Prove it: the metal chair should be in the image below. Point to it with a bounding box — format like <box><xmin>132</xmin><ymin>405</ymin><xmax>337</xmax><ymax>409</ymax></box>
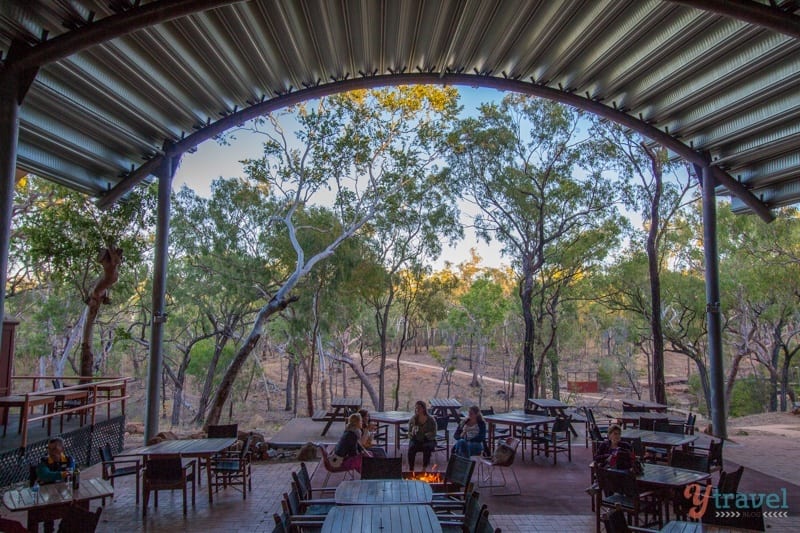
<box><xmin>360</xmin><ymin>456</ymin><xmax>402</xmax><ymax>479</ymax></box>
<box><xmin>142</xmin><ymin>455</ymin><xmax>196</xmax><ymax>516</ymax></box>
<box><xmin>477</xmin><ymin>437</ymin><xmax>521</xmax><ymax>495</ymax></box>
<box><xmin>99</xmin><ymin>442</ymin><xmax>141</xmax><ymax>504</ymax></box>
<box><xmin>56</xmin><ymin>505</ymin><xmax>103</xmax><ymax>533</ymax></box>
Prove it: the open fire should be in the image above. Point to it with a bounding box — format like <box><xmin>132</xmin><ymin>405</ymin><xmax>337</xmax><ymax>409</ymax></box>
<box><xmin>403</xmin><ymin>466</ymin><xmax>443</xmax><ymax>483</ymax></box>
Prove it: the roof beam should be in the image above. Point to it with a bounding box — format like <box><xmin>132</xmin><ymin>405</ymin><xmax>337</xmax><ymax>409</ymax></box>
<box><xmin>668</xmin><ymin>0</ymin><xmax>800</xmax><ymax>39</ymax></box>
<box><xmin>3</xmin><ymin>0</ymin><xmax>242</xmax><ymax>74</ymax></box>
<box><xmin>96</xmin><ymin>73</ymin><xmax>775</xmax><ymax>222</ymax></box>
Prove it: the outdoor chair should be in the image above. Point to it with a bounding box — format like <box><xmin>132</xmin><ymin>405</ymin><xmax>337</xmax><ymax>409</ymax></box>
<box><xmin>57</xmin><ymin>505</ymin><xmax>103</xmax><ymax>533</ymax></box>
<box><xmin>435</xmin><ymin>490</ymin><xmax>485</xmax><ymax>533</ymax></box>
<box><xmin>99</xmin><ymin>442</ymin><xmax>141</xmax><ymax>504</ymax></box>
<box><xmin>477</xmin><ymin>437</ymin><xmax>521</xmax><ymax>495</ymax></box>
<box><xmin>540</xmin><ymin>415</ymin><xmax>572</xmax><ymax>465</ymax></box>
<box><xmin>595</xmin><ymin>467</ymin><xmax>663</xmax><ymax>533</ymax></box>
<box><xmin>142</xmin><ymin>455</ymin><xmax>196</xmax><ymax>516</ymax></box>
<box><xmin>473</xmin><ymin>508</ymin><xmax>501</xmax><ymax>533</ymax></box>
<box><xmin>621</xmin><ymin>436</ymin><xmax>644</xmax><ymax>458</ymax></box>
<box><xmin>316</xmin><ymin>444</ymin><xmax>357</xmax><ymax>487</ymax></box>
<box><xmin>480</xmin><ymin>407</ymin><xmax>509</xmax><ymax>441</ymax></box>
<box><xmin>51</xmin><ymin>379</ymin><xmax>89</xmax><ymax>431</ymax></box>
<box><xmin>702</xmin><ymin>493</ymin><xmax>765</xmax><ymax>531</ymax></box>
<box><xmin>285</xmin><ymin>484</ymin><xmax>333</xmax><ymax>516</ymax></box>
<box><xmin>360</xmin><ymin>456</ymin><xmax>402</xmax><ymax>479</ymax></box>
<box><xmin>432</xmin><ymin>453</ymin><xmax>476</xmax><ymax>503</ymax></box>
<box><xmin>638</xmin><ymin>416</ymin><xmax>668</xmax><ymax>431</ymax></box>
<box><xmin>272</xmin><ymin>512</ymin><xmax>323</xmax><ymax>533</ymax></box>
<box><xmin>210</xmin><ymin>433</ymin><xmax>253</xmax><ymax>499</ymax></box>
<box><xmin>200</xmin><ymin>423</ymin><xmax>239</xmax><ymax>480</ymax></box>
<box><xmin>601</xmin><ymin>508</ymin><xmax>660</xmax><ymax>533</ymax></box>
<box><xmin>434</xmin><ymin>416</ymin><xmax>451</xmax><ymax>461</ymax></box>
<box><xmin>691</xmin><ymin>439</ymin><xmax>724</xmax><ymax>472</ymax></box>
<box><xmin>292</xmin><ymin>462</ymin><xmax>336</xmax><ymax>500</ymax></box>
<box><xmin>669</xmin><ymin>449</ymin><xmax>710</xmax><ymax>473</ymax></box>
<box><xmin>717</xmin><ymin>465</ymin><xmax>745</xmax><ymax>494</ymax></box>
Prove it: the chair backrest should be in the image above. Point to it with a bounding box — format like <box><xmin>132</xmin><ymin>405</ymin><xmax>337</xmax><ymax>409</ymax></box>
<box><xmin>463</xmin><ymin>491</ymin><xmax>486</xmax><ymax>533</ymax></box>
<box><xmin>480</xmin><ymin>407</ymin><xmax>495</xmax><ymax>416</ymax></box>
<box><xmin>551</xmin><ymin>415</ymin><xmax>572</xmax><ymax>433</ymax></box>
<box><xmin>283</xmin><ymin>487</ymin><xmax>302</xmax><ymax>515</ymax></box>
<box><xmin>436</xmin><ymin>416</ymin><xmax>449</xmax><ymax>431</ymax></box>
<box><xmin>653</xmin><ymin>420</ymin><xmax>671</xmax><ymax>433</ymax></box>
<box><xmin>621</xmin><ymin>436</ymin><xmax>643</xmax><ymax>458</ymax></box>
<box><xmin>685</xmin><ymin>413</ymin><xmax>696</xmax><ymax>434</ymax></box>
<box><xmin>474</xmin><ymin>508</ymin><xmax>499</xmax><ymax>533</ymax></box>
<box><xmin>444</xmin><ymin>454</ymin><xmax>476</xmax><ymax>495</ymax></box>
<box><xmin>589</xmin><ymin>424</ymin><xmax>604</xmax><ymax>443</ymax></box>
<box><xmin>702</xmin><ymin>493</ymin><xmax>765</xmax><ymax>531</ymax></box>
<box><xmin>360</xmin><ymin>456</ymin><xmax>402</xmax><ymax>479</ymax></box>
<box><xmin>492</xmin><ymin>437</ymin><xmax>520</xmax><ymax>467</ymax></box>
<box><xmin>708</xmin><ymin>439</ymin><xmax>724</xmax><ymax>468</ymax></box>
<box><xmin>144</xmin><ymin>455</ymin><xmax>184</xmax><ymax>482</ymax></box>
<box><xmin>717</xmin><ymin>465</ymin><xmax>745</xmax><ymax>494</ymax></box>
<box><xmin>670</xmin><ymin>449</ymin><xmax>710</xmax><ymax>473</ymax></box>
<box><xmin>207</xmin><ymin>424</ymin><xmax>238</xmax><ymax>438</ymax></box>
<box><xmin>639</xmin><ymin>416</ymin><xmax>667</xmax><ymax>431</ymax></box>
<box><xmin>272</xmin><ymin>513</ymin><xmax>289</xmax><ymax>533</ymax></box>
<box><xmin>601</xmin><ymin>508</ymin><xmax>631</xmax><ymax>533</ymax></box>
<box><xmin>622</xmin><ymin>404</ymin><xmax>645</xmax><ymax>413</ymax></box>
<box><xmin>57</xmin><ymin>505</ymin><xmax>103</xmax><ymax>533</ymax></box>
<box><xmin>596</xmin><ymin>467</ymin><xmax>638</xmax><ymax>498</ymax></box>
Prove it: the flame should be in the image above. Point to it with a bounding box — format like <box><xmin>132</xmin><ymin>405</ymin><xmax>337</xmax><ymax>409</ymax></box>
<box><xmin>404</xmin><ymin>465</ymin><xmax>443</xmax><ymax>483</ymax></box>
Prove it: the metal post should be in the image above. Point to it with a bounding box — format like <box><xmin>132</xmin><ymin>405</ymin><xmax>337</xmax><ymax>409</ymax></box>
<box><xmin>0</xmin><ymin>74</ymin><xmax>21</xmax><ymax>351</ymax></box>
<box><xmin>144</xmin><ymin>155</ymin><xmax>176</xmax><ymax>443</ymax></box>
<box><xmin>702</xmin><ymin>165</ymin><xmax>727</xmax><ymax>439</ymax></box>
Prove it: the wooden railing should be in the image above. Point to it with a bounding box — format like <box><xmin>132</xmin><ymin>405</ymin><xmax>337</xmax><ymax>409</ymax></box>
<box><xmin>6</xmin><ymin>376</ymin><xmax>132</xmax><ymax>448</ymax></box>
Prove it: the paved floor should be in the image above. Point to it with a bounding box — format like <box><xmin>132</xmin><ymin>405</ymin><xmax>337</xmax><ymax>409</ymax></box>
<box><xmin>2</xmin><ymin>421</ymin><xmax>799</xmax><ymax>532</ymax></box>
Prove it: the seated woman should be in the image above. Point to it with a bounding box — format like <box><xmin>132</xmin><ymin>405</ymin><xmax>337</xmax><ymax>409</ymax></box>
<box><xmin>452</xmin><ymin>405</ymin><xmax>486</xmax><ymax>458</ymax></box>
<box><xmin>593</xmin><ymin>423</ymin><xmax>634</xmax><ymax>469</ymax></box>
<box><xmin>407</xmin><ymin>401</ymin><xmax>437</xmax><ymax>472</ymax></box>
<box><xmin>36</xmin><ymin>437</ymin><xmax>75</xmax><ymax>484</ymax></box>
<box><xmin>333</xmin><ymin>413</ymin><xmax>370</xmax><ymax>473</ymax></box>
<box><xmin>358</xmin><ymin>408</ymin><xmax>387</xmax><ymax>458</ymax></box>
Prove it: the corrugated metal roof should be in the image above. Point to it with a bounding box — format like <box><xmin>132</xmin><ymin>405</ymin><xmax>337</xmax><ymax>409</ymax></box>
<box><xmin>1</xmin><ymin>0</ymin><xmax>798</xmax><ymax>217</ymax></box>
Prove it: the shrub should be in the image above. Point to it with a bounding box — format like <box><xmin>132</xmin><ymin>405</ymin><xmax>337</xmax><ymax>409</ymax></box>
<box><xmin>729</xmin><ymin>375</ymin><xmax>770</xmax><ymax>417</ymax></box>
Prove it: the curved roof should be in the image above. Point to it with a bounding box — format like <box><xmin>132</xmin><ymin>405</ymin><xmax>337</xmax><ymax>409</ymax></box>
<box><xmin>1</xmin><ymin>0</ymin><xmax>799</xmax><ymax>220</ymax></box>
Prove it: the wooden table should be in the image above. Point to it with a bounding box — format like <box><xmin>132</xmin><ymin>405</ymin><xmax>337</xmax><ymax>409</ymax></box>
<box><xmin>370</xmin><ymin>411</ymin><xmax>412</xmax><ymax>456</ymax></box>
<box><xmin>429</xmin><ymin>398</ymin><xmax>462</xmax><ymax>424</ymax></box>
<box><xmin>622</xmin><ymin>399</ymin><xmax>668</xmax><ymax>413</ymax></box>
<box><xmin>659</xmin><ymin>521</ymin><xmax>753</xmax><ymax>532</ymax></box>
<box><xmin>528</xmin><ymin>398</ymin><xmax>579</xmax><ymax>436</ymax></box>
<box><xmin>2</xmin><ymin>478</ymin><xmax>113</xmax><ymax>532</ymax></box>
<box><xmin>622</xmin><ymin>429</ymin><xmax>698</xmax><ymax>455</ymax></box>
<box><xmin>320</xmin><ymin>397</ymin><xmax>362</xmax><ymax>436</ymax></box>
<box><xmin>321</xmin><ymin>504</ymin><xmax>442</xmax><ymax>533</ymax></box>
<box><xmin>121</xmin><ymin>437</ymin><xmax>237</xmax><ymax>504</ymax></box>
<box><xmin>0</xmin><ymin>395</ymin><xmax>54</xmax><ymax>437</ymax></box>
<box><xmin>334</xmin><ymin>479</ymin><xmax>432</xmax><ymax>505</ymax></box>
<box><xmin>483</xmin><ymin>411</ymin><xmax>556</xmax><ymax>459</ymax></box>
<box><xmin>94</xmin><ymin>380</ymin><xmax>127</xmax><ymax>418</ymax></box>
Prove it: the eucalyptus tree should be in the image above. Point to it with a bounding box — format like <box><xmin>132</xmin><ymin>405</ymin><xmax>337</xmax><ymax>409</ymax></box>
<box><xmin>445</xmin><ymin>95</ymin><xmax>621</xmax><ymax>400</ymax></box>
<box><xmin>9</xmin><ymin>176</ymin><xmax>154</xmax><ymax>379</ymax></box>
<box><xmin>588</xmin><ymin>124</ymin><xmax>695</xmax><ymax>404</ymax></box>
<box><xmin>204</xmin><ymin>86</ymin><xmax>461</xmax><ymax>426</ymax></box>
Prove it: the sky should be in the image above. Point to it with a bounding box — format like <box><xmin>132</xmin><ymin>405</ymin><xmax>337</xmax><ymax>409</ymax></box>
<box><xmin>172</xmin><ymin>87</ymin><xmax>513</xmax><ymax>271</ymax></box>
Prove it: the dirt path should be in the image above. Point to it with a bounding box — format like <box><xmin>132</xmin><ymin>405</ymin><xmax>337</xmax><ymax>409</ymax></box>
<box><xmin>398</xmin><ymin>360</ymin><xmax>507</xmax><ymax>385</ymax></box>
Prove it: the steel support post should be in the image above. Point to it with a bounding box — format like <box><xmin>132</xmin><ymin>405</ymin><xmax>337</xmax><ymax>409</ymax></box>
<box><xmin>702</xmin><ymin>166</ymin><xmax>727</xmax><ymax>439</ymax></box>
<box><xmin>144</xmin><ymin>155</ymin><xmax>176</xmax><ymax>443</ymax></box>
<box><xmin>0</xmin><ymin>75</ymin><xmax>21</xmax><ymax>351</ymax></box>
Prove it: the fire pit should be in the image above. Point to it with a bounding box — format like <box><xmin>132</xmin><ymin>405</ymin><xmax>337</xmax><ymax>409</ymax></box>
<box><xmin>403</xmin><ymin>470</ymin><xmax>444</xmax><ymax>483</ymax></box>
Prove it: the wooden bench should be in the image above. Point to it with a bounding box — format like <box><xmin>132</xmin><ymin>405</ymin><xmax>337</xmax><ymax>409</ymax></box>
<box><xmin>312</xmin><ymin>410</ymin><xmax>331</xmax><ymax>422</ymax></box>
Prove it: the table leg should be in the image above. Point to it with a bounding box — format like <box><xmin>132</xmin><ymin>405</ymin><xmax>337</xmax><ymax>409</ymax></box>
<box><xmin>206</xmin><ymin>457</ymin><xmax>213</xmax><ymax>504</ymax></box>
<box><xmin>320</xmin><ymin>408</ymin><xmax>342</xmax><ymax>436</ymax></box>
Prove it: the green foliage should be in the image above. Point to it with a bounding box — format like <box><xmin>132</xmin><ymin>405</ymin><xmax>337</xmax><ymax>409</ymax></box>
<box><xmin>729</xmin><ymin>376</ymin><xmax>771</xmax><ymax>417</ymax></box>
<box><xmin>597</xmin><ymin>357</ymin><xmax>616</xmax><ymax>390</ymax></box>
<box><xmin>686</xmin><ymin>374</ymin><xmax>708</xmax><ymax>416</ymax></box>
<box><xmin>186</xmin><ymin>338</ymin><xmax>236</xmax><ymax>386</ymax></box>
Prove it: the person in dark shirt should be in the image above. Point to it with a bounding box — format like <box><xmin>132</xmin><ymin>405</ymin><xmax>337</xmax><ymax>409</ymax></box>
<box><xmin>453</xmin><ymin>405</ymin><xmax>487</xmax><ymax>458</ymax></box>
<box><xmin>333</xmin><ymin>413</ymin><xmax>370</xmax><ymax>472</ymax></box>
<box><xmin>593</xmin><ymin>424</ymin><xmax>634</xmax><ymax>469</ymax></box>
<box><xmin>407</xmin><ymin>401</ymin><xmax>437</xmax><ymax>472</ymax></box>
<box><xmin>36</xmin><ymin>437</ymin><xmax>75</xmax><ymax>484</ymax></box>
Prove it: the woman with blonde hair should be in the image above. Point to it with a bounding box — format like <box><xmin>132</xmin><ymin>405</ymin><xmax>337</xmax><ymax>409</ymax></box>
<box><xmin>333</xmin><ymin>413</ymin><xmax>370</xmax><ymax>472</ymax></box>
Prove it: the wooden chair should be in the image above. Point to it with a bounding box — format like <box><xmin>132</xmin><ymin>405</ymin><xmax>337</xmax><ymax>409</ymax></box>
<box><xmin>690</xmin><ymin>439</ymin><xmax>724</xmax><ymax>473</ymax></box>
<box><xmin>477</xmin><ymin>437</ymin><xmax>520</xmax><ymax>495</ymax></box>
<box><xmin>142</xmin><ymin>455</ymin><xmax>196</xmax><ymax>516</ymax></box>
<box><xmin>285</xmin><ymin>484</ymin><xmax>332</xmax><ymax>516</ymax></box>
<box><xmin>432</xmin><ymin>453</ymin><xmax>476</xmax><ymax>503</ymax></box>
<box><xmin>434</xmin><ymin>416</ymin><xmax>451</xmax><ymax>461</ymax></box>
<box><xmin>272</xmin><ymin>512</ymin><xmax>323</xmax><ymax>533</ymax></box>
<box><xmin>360</xmin><ymin>456</ymin><xmax>402</xmax><ymax>479</ymax></box>
<box><xmin>210</xmin><ymin>433</ymin><xmax>253</xmax><ymax>499</ymax></box>
<box><xmin>638</xmin><ymin>416</ymin><xmax>667</xmax><ymax>431</ymax></box>
<box><xmin>316</xmin><ymin>444</ymin><xmax>357</xmax><ymax>487</ymax></box>
<box><xmin>56</xmin><ymin>505</ymin><xmax>103</xmax><ymax>533</ymax></box>
<box><xmin>99</xmin><ymin>442</ymin><xmax>141</xmax><ymax>504</ymax></box>
<box><xmin>540</xmin><ymin>415</ymin><xmax>572</xmax><ymax>464</ymax></box>
<box><xmin>200</xmin><ymin>423</ymin><xmax>239</xmax><ymax>480</ymax></box>
<box><xmin>474</xmin><ymin>508</ymin><xmax>501</xmax><ymax>533</ymax></box>
<box><xmin>621</xmin><ymin>436</ymin><xmax>644</xmax><ymax>459</ymax></box>
<box><xmin>702</xmin><ymin>493</ymin><xmax>765</xmax><ymax>531</ymax></box>
<box><xmin>669</xmin><ymin>449</ymin><xmax>710</xmax><ymax>473</ymax></box>
<box><xmin>595</xmin><ymin>467</ymin><xmax>662</xmax><ymax>532</ymax></box>
<box><xmin>292</xmin><ymin>462</ymin><xmax>336</xmax><ymax>500</ymax></box>
<box><xmin>717</xmin><ymin>465</ymin><xmax>744</xmax><ymax>494</ymax></box>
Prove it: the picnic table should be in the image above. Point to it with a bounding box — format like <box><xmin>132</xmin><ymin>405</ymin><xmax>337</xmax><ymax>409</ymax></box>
<box><xmin>528</xmin><ymin>398</ymin><xmax>579</xmax><ymax>437</ymax></box>
<box><xmin>622</xmin><ymin>399</ymin><xmax>668</xmax><ymax>413</ymax></box>
<box><xmin>334</xmin><ymin>479</ymin><xmax>432</xmax><ymax>505</ymax></box>
<box><xmin>0</xmin><ymin>394</ymin><xmax>54</xmax><ymax>437</ymax></box>
<box><xmin>483</xmin><ymin>411</ymin><xmax>556</xmax><ymax>460</ymax></box>
<box><xmin>429</xmin><ymin>398</ymin><xmax>462</xmax><ymax>424</ymax></box>
<box><xmin>321</xmin><ymin>504</ymin><xmax>442</xmax><ymax>533</ymax></box>
<box><xmin>318</xmin><ymin>397</ymin><xmax>362</xmax><ymax>436</ymax></box>
<box><xmin>120</xmin><ymin>437</ymin><xmax>237</xmax><ymax>504</ymax></box>
<box><xmin>2</xmin><ymin>477</ymin><xmax>113</xmax><ymax>532</ymax></box>
<box><xmin>370</xmin><ymin>411</ymin><xmax>412</xmax><ymax>456</ymax></box>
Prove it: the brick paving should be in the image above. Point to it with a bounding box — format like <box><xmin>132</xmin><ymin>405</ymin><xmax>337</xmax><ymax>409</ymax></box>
<box><xmin>2</xmin><ymin>424</ymin><xmax>800</xmax><ymax>532</ymax></box>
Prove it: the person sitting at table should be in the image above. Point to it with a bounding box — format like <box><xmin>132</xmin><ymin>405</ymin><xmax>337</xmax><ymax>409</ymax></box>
<box><xmin>593</xmin><ymin>424</ymin><xmax>634</xmax><ymax>470</ymax></box>
<box><xmin>358</xmin><ymin>408</ymin><xmax>387</xmax><ymax>458</ymax></box>
<box><xmin>407</xmin><ymin>401</ymin><xmax>437</xmax><ymax>472</ymax></box>
<box><xmin>36</xmin><ymin>437</ymin><xmax>75</xmax><ymax>484</ymax></box>
<box><xmin>333</xmin><ymin>413</ymin><xmax>371</xmax><ymax>473</ymax></box>
<box><xmin>452</xmin><ymin>405</ymin><xmax>486</xmax><ymax>458</ymax></box>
